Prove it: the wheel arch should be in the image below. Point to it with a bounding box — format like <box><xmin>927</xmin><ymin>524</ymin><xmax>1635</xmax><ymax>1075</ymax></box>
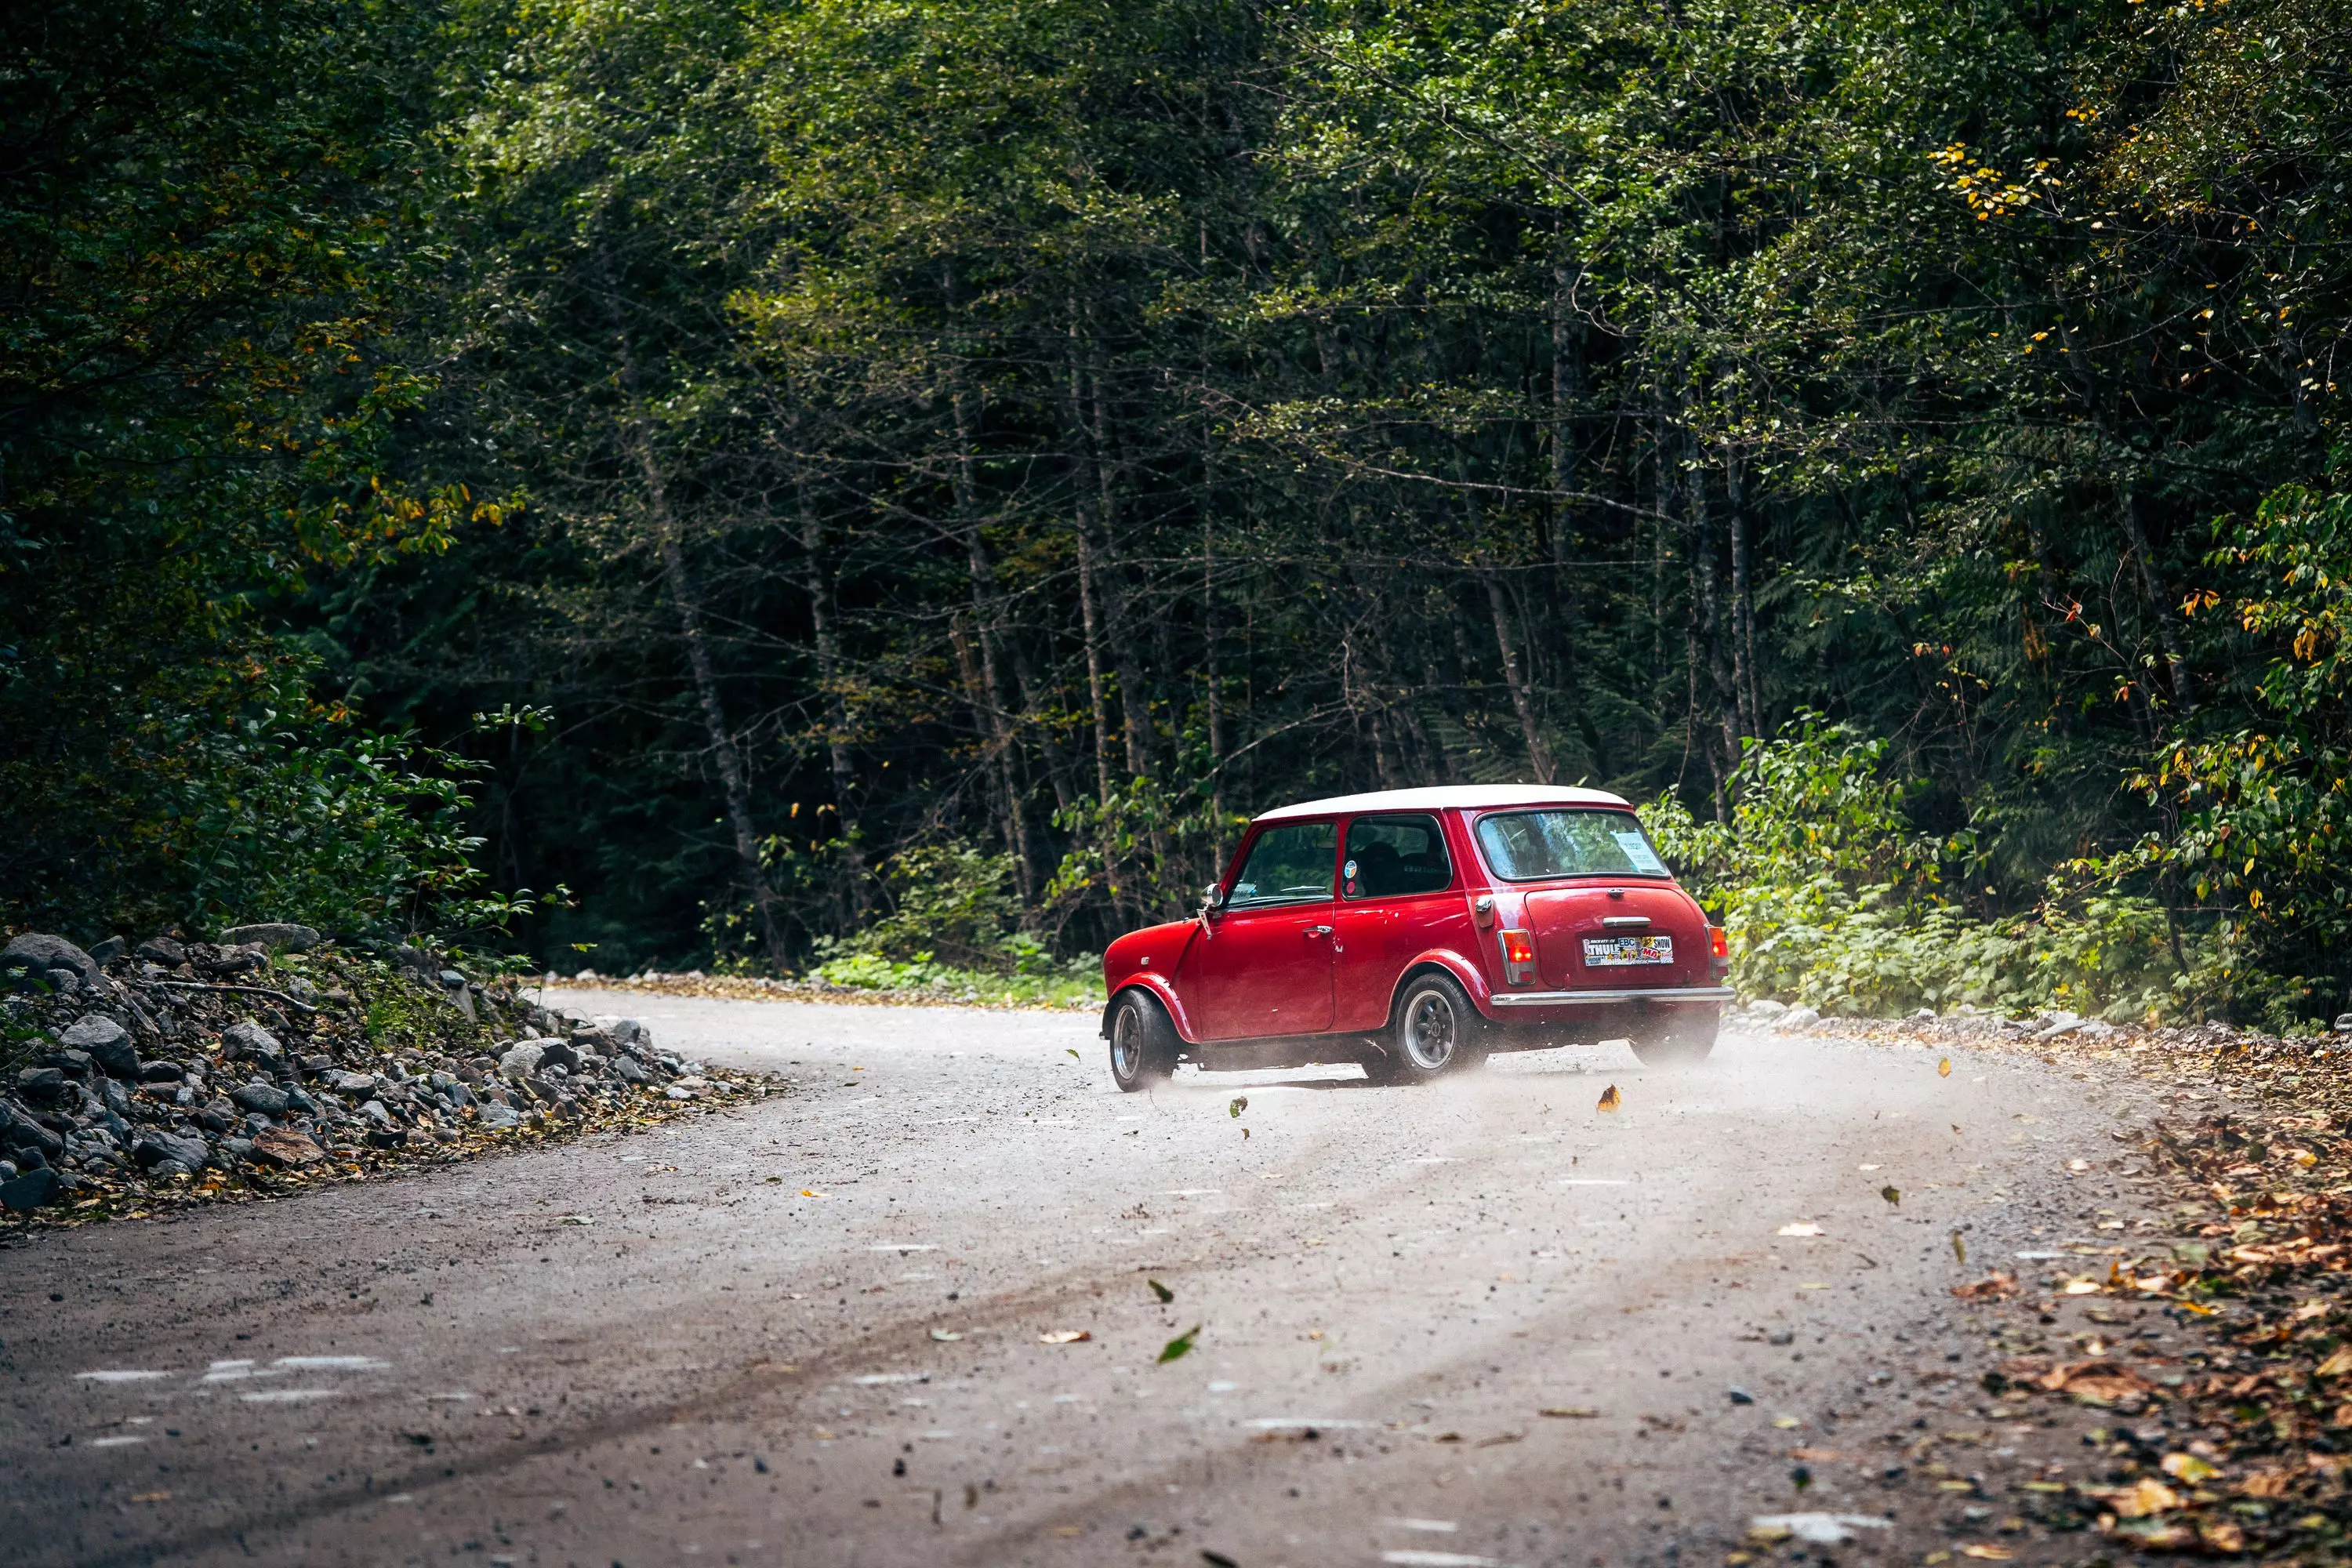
<box><xmin>1386</xmin><ymin>949</ymin><xmax>1497</xmax><ymax>1025</ymax></box>
<box><xmin>1099</xmin><ymin>975</ymin><xmax>1202</xmax><ymax>1044</ymax></box>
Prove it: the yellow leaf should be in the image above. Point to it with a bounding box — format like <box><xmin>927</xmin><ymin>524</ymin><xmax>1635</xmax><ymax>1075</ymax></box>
<box><xmin>2161</xmin><ymin>1452</ymin><xmax>2221</xmax><ymax>1483</ymax></box>
<box><xmin>1597</xmin><ymin>1084</ymin><xmax>1621</xmax><ymax>1112</ymax></box>
<box><xmin>1939</xmin><ymin>1057</ymin><xmax>1952</xmax><ymax>1078</ymax></box>
<box><xmin>2315</xmin><ymin>1345</ymin><xmax>2352</xmax><ymax>1378</ymax></box>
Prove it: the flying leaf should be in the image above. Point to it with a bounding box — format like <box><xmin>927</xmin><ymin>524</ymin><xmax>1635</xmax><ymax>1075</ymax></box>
<box><xmin>1038</xmin><ymin>1330</ymin><xmax>1091</xmax><ymax>1345</ymax></box>
<box><xmin>930</xmin><ymin>1328</ymin><xmax>962</xmax><ymax>1342</ymax></box>
<box><xmin>1538</xmin><ymin>1406</ymin><xmax>1599</xmax><ymax>1418</ymax></box>
<box><xmin>1597</xmin><ymin>1084</ymin><xmax>1622</xmax><ymax>1112</ymax></box>
<box><xmin>1229</xmin><ymin>1096</ymin><xmax>1247</xmax><ymax>1118</ymax></box>
<box><xmin>1148</xmin><ymin>1278</ymin><xmax>1174</xmax><ymax>1304</ymax></box>
<box><xmin>1065</xmin><ymin>1048</ymin><xmax>1079</xmax><ymax>1060</ymax></box>
<box><xmin>1939</xmin><ymin>1058</ymin><xmax>1952</xmax><ymax>1078</ymax></box>
<box><xmin>1158</xmin><ymin>1324</ymin><xmax>1202</xmax><ymax>1364</ymax></box>
<box><xmin>1881</xmin><ymin>1185</ymin><xmax>1901</xmax><ymax>1207</ymax></box>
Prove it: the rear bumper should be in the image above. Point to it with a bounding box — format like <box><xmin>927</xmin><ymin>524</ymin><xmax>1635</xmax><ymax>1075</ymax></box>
<box><xmin>1487</xmin><ymin>985</ymin><xmax>1733</xmax><ymax>1008</ymax></box>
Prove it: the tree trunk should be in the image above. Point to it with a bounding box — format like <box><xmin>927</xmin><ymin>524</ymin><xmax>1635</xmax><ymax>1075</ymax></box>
<box><xmin>2120</xmin><ymin>489</ymin><xmax>2194</xmax><ymax>717</ymax></box>
<box><xmin>796</xmin><ymin>482</ymin><xmax>869</xmax><ymax>920</ymax></box>
<box><xmin>949</xmin><ymin>384</ymin><xmax>1036</xmax><ymax>896</ymax></box>
<box><xmin>1722</xmin><ymin>437</ymin><xmax>1761</xmax><ymax>743</ymax></box>
<box><xmin>599</xmin><ymin>249</ymin><xmax>784</xmax><ymax>963</ymax></box>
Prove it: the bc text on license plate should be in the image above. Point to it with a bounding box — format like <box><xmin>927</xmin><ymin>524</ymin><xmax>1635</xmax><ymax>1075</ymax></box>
<box><xmin>1581</xmin><ymin>934</ymin><xmax>1674</xmax><ymax>967</ymax></box>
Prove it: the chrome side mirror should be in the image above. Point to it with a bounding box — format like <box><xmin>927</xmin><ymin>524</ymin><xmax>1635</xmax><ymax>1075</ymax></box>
<box><xmin>1200</xmin><ymin>882</ymin><xmax>1225</xmax><ymax>913</ymax></box>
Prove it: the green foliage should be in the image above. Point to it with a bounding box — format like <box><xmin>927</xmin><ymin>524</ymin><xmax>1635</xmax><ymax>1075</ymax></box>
<box><xmin>1646</xmin><ymin>716</ymin><xmax>2237</xmax><ymax>1022</ymax></box>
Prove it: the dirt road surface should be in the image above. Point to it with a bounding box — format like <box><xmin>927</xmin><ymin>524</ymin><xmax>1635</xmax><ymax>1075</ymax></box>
<box><xmin>2</xmin><ymin>990</ymin><xmax>2164</xmax><ymax>1568</ymax></box>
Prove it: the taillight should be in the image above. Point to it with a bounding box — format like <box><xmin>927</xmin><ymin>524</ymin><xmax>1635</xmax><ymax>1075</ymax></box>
<box><xmin>1498</xmin><ymin>927</ymin><xmax>1537</xmax><ymax>985</ymax></box>
<box><xmin>1709</xmin><ymin>926</ymin><xmax>1729</xmax><ymax>960</ymax></box>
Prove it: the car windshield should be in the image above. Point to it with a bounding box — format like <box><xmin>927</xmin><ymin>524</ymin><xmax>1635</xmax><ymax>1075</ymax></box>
<box><xmin>1474</xmin><ymin>809</ymin><xmax>1670</xmax><ymax>881</ymax></box>
<box><xmin>1226</xmin><ymin>820</ymin><xmax>1337</xmax><ymax>908</ymax></box>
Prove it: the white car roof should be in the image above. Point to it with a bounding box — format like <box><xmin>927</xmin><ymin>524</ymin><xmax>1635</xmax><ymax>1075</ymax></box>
<box><xmin>1250</xmin><ymin>784</ymin><xmax>1633</xmax><ymax>823</ymax></box>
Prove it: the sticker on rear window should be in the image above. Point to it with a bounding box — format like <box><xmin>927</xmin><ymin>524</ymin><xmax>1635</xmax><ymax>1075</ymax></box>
<box><xmin>1613</xmin><ymin>832</ymin><xmax>1667</xmax><ymax>875</ymax></box>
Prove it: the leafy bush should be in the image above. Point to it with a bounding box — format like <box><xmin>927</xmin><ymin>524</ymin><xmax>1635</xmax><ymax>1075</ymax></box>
<box><xmin>1644</xmin><ymin>714</ymin><xmax>2234</xmax><ymax>1022</ymax></box>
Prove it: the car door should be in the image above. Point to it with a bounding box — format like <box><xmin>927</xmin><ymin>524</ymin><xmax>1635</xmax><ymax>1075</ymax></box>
<box><xmin>1191</xmin><ymin>819</ymin><xmax>1338</xmax><ymax>1040</ymax></box>
<box><xmin>1330</xmin><ymin>812</ymin><xmax>1463</xmax><ymax>1030</ymax></box>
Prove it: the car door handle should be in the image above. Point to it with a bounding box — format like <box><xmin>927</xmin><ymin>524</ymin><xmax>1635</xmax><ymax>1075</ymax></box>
<box><xmin>1304</xmin><ymin>925</ymin><xmax>1334</xmax><ymax>938</ymax></box>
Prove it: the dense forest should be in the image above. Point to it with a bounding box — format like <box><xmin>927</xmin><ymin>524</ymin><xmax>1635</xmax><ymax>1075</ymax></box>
<box><xmin>5</xmin><ymin>0</ymin><xmax>2348</xmax><ymax>1023</ymax></box>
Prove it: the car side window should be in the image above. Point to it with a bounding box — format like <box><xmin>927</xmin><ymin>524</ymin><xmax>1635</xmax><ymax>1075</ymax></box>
<box><xmin>1225</xmin><ymin>821</ymin><xmax>1338</xmax><ymax>909</ymax></box>
<box><xmin>1341</xmin><ymin>814</ymin><xmax>1453</xmax><ymax>900</ymax></box>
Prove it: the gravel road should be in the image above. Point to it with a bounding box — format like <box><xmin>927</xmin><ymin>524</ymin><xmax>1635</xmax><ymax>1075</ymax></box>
<box><xmin>1</xmin><ymin>990</ymin><xmax>2159</xmax><ymax>1568</ymax></box>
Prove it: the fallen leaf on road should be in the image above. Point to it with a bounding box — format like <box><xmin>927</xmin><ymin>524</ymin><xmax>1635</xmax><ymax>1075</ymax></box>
<box><xmin>1597</xmin><ymin>1084</ymin><xmax>1621</xmax><ymax>1112</ymax></box>
<box><xmin>560</xmin><ymin>1214</ymin><xmax>595</xmax><ymax>1225</ymax></box>
<box><xmin>1951</xmin><ymin>1272</ymin><xmax>2017</xmax><ymax>1300</ymax></box>
<box><xmin>2315</xmin><ymin>1345</ymin><xmax>2352</xmax><ymax>1378</ymax></box>
<box><xmin>2098</xmin><ymin>1476</ymin><xmax>2182</xmax><ymax>1517</ymax></box>
<box><xmin>1038</xmin><ymin>1330</ymin><xmax>1091</xmax><ymax>1345</ymax></box>
<box><xmin>1148</xmin><ymin>1278</ymin><xmax>1174</xmax><ymax>1304</ymax></box>
<box><xmin>1158</xmin><ymin>1324</ymin><xmax>1201</xmax><ymax>1363</ymax></box>
<box><xmin>1940</xmin><ymin>1058</ymin><xmax>1952</xmax><ymax>1078</ymax></box>
<box><xmin>1881</xmin><ymin>1186</ymin><xmax>1900</xmax><ymax>1207</ymax></box>
<box><xmin>2161</xmin><ymin>1452</ymin><xmax>2222</xmax><ymax>1483</ymax></box>
<box><xmin>2042</xmin><ymin>1360</ymin><xmax>2156</xmax><ymax>1404</ymax></box>
<box><xmin>930</xmin><ymin>1329</ymin><xmax>963</xmax><ymax>1342</ymax></box>
<box><xmin>1952</xmin><ymin>1231</ymin><xmax>1967</xmax><ymax>1265</ymax></box>
<box><xmin>1773</xmin><ymin>1416</ymin><xmax>1802</xmax><ymax>1428</ymax></box>
<box><xmin>1474</xmin><ymin>1431</ymin><xmax>1523</xmax><ymax>1447</ymax></box>
<box><xmin>2063</xmin><ymin>1278</ymin><xmax>2103</xmax><ymax>1295</ymax></box>
<box><xmin>800</xmin><ymin>1189</ymin><xmax>829</xmax><ymax>1198</ymax></box>
<box><xmin>1538</xmin><ymin>1406</ymin><xmax>1599</xmax><ymax>1418</ymax></box>
<box><xmin>1777</xmin><ymin>1223</ymin><xmax>1824</xmax><ymax>1237</ymax></box>
<box><xmin>1229</xmin><ymin>1096</ymin><xmax>1247</xmax><ymax>1119</ymax></box>
<box><xmin>1958</xmin><ymin>1546</ymin><xmax>2013</xmax><ymax>1560</ymax></box>
<box><xmin>2068</xmin><ymin>1158</ymin><xmax>2091</xmax><ymax>1171</ymax></box>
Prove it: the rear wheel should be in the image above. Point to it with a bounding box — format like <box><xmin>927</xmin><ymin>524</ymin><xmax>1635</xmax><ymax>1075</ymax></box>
<box><xmin>1367</xmin><ymin>972</ymin><xmax>1488</xmax><ymax>1085</ymax></box>
<box><xmin>1628</xmin><ymin>1008</ymin><xmax>1719</xmax><ymax>1069</ymax></box>
<box><xmin>1108</xmin><ymin>990</ymin><xmax>1178</xmax><ymax>1092</ymax></box>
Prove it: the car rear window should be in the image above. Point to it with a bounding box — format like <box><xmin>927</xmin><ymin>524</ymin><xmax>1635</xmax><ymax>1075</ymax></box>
<box><xmin>1473</xmin><ymin>809</ymin><xmax>1670</xmax><ymax>881</ymax></box>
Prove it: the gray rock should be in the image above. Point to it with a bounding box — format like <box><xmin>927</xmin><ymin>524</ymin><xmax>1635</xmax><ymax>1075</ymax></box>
<box><xmin>140</xmin><ymin>1061</ymin><xmax>183</xmax><ymax>1083</ymax></box>
<box><xmin>1</xmin><ymin>1106</ymin><xmax>64</xmax><ymax>1161</ymax></box>
<box><xmin>87</xmin><ymin>936</ymin><xmax>126</xmax><ymax>966</ymax></box>
<box><xmin>2333</xmin><ymin>1012</ymin><xmax>2352</xmax><ymax>1035</ymax></box>
<box><xmin>498</xmin><ymin>1041</ymin><xmax>545</xmax><ymax>1080</ymax></box>
<box><xmin>39</xmin><ymin>1047</ymin><xmax>94</xmax><ymax>1076</ymax></box>
<box><xmin>133</xmin><ymin>1129</ymin><xmax>209</xmax><ymax>1171</ymax></box>
<box><xmin>535</xmin><ymin>1040</ymin><xmax>579</xmax><ymax>1075</ymax></box>
<box><xmin>221</xmin><ymin>1137</ymin><xmax>258</xmax><ymax>1163</ymax></box>
<box><xmin>474</xmin><ymin>1103</ymin><xmax>521</xmax><ymax>1130</ymax></box>
<box><xmin>1779</xmin><ymin>1005</ymin><xmax>1821</xmax><ymax>1030</ymax></box>
<box><xmin>358</xmin><ymin>1099</ymin><xmax>395</xmax><ymax>1129</ymax></box>
<box><xmin>15</xmin><ymin>1066</ymin><xmax>69</xmax><ymax>1103</ymax></box>
<box><xmin>2</xmin><ymin>934</ymin><xmax>99</xmax><ymax>992</ymax></box>
<box><xmin>96</xmin><ymin>1077</ymin><xmax>130</xmax><ymax>1117</ymax></box>
<box><xmin>218</xmin><ymin>924</ymin><xmax>321</xmax><ymax>952</ymax></box>
<box><xmin>612</xmin><ymin>1055</ymin><xmax>650</xmax><ymax>1084</ymax></box>
<box><xmin>283</xmin><ymin>1084</ymin><xmax>318</xmax><ymax>1115</ymax></box>
<box><xmin>136</xmin><ymin>936</ymin><xmax>187</xmax><ymax>966</ymax></box>
<box><xmin>612</xmin><ymin>1018</ymin><xmax>652</xmax><ymax>1050</ymax></box>
<box><xmin>220</xmin><ymin>1020</ymin><xmax>284</xmax><ymax>1063</ymax></box>
<box><xmin>60</xmin><ymin>1014</ymin><xmax>140</xmax><ymax>1079</ymax></box>
<box><xmin>1747</xmin><ymin>999</ymin><xmax>1788</xmax><ymax>1018</ymax></box>
<box><xmin>230</xmin><ymin>1081</ymin><xmax>292</xmax><ymax>1116</ymax></box>
<box><xmin>0</xmin><ymin>1167</ymin><xmax>66</xmax><ymax>1211</ymax></box>
<box><xmin>149</xmin><ymin>1159</ymin><xmax>194</xmax><ymax>1178</ymax></box>
<box><xmin>325</xmin><ymin>1070</ymin><xmax>376</xmax><ymax>1094</ymax></box>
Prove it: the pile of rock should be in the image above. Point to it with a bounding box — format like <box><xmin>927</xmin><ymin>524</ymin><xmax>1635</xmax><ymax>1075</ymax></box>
<box><xmin>1</xmin><ymin>929</ymin><xmax>771</xmax><ymax>1221</ymax></box>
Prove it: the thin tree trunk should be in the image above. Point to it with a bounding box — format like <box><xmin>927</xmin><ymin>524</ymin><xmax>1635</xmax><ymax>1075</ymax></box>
<box><xmin>796</xmin><ymin>481</ymin><xmax>869</xmax><ymax>918</ymax></box>
<box><xmin>949</xmin><ymin>384</ymin><xmax>1036</xmax><ymax>896</ymax></box>
<box><xmin>1722</xmin><ymin>438</ymin><xmax>1760</xmax><ymax>744</ymax></box>
<box><xmin>1481</xmin><ymin>565</ymin><xmax>1554</xmax><ymax>784</ymax></box>
<box><xmin>2120</xmin><ymin>490</ymin><xmax>2194</xmax><ymax>716</ymax></box>
<box><xmin>599</xmin><ymin>248</ymin><xmax>784</xmax><ymax>961</ymax></box>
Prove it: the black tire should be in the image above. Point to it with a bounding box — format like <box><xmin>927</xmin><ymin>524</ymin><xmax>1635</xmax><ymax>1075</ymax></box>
<box><xmin>1107</xmin><ymin>989</ymin><xmax>1178</xmax><ymax>1092</ymax></box>
<box><xmin>1628</xmin><ymin>1008</ymin><xmax>1720</xmax><ymax>1069</ymax></box>
<box><xmin>1369</xmin><ymin>971</ymin><xmax>1490</xmax><ymax>1085</ymax></box>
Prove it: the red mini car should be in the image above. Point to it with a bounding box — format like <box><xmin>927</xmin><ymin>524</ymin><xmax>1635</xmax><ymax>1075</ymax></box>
<box><xmin>1098</xmin><ymin>786</ymin><xmax>1732</xmax><ymax>1090</ymax></box>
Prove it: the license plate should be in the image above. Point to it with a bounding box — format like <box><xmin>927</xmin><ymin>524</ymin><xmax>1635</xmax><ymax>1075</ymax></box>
<box><xmin>1582</xmin><ymin>935</ymin><xmax>1674</xmax><ymax>967</ymax></box>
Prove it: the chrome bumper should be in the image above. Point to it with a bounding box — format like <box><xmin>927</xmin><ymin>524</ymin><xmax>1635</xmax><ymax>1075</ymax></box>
<box><xmin>1487</xmin><ymin>985</ymin><xmax>1735</xmax><ymax>1008</ymax></box>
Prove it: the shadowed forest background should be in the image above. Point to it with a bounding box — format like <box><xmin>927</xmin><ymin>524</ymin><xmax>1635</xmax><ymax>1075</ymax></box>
<box><xmin>5</xmin><ymin>0</ymin><xmax>2349</xmax><ymax>1024</ymax></box>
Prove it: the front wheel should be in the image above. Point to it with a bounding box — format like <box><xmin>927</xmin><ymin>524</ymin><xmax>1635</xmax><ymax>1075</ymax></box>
<box><xmin>1108</xmin><ymin>990</ymin><xmax>1178</xmax><ymax>1092</ymax></box>
<box><xmin>1367</xmin><ymin>972</ymin><xmax>1489</xmax><ymax>1085</ymax></box>
<box><xmin>1628</xmin><ymin>1008</ymin><xmax>1719</xmax><ymax>1069</ymax></box>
